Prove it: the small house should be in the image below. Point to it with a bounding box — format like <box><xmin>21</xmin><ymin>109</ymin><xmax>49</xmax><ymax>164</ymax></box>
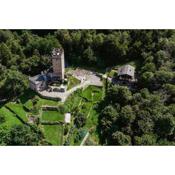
<box><xmin>117</xmin><ymin>65</ymin><xmax>135</xmax><ymax>81</ymax></box>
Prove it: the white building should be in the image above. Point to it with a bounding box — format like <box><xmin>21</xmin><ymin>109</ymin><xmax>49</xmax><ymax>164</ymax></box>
<box><xmin>64</xmin><ymin>113</ymin><xmax>71</xmax><ymax>123</ymax></box>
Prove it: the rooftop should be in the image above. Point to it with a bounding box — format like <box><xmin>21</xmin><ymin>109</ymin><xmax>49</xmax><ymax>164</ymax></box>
<box><xmin>118</xmin><ymin>65</ymin><xmax>135</xmax><ymax>77</ymax></box>
<box><xmin>29</xmin><ymin>74</ymin><xmax>50</xmax><ymax>84</ymax></box>
<box><xmin>65</xmin><ymin>113</ymin><xmax>71</xmax><ymax>123</ymax></box>
<box><xmin>29</xmin><ymin>74</ymin><xmax>45</xmax><ymax>83</ymax></box>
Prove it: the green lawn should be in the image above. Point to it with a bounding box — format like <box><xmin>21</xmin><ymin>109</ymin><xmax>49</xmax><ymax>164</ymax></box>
<box><xmin>0</xmin><ymin>107</ymin><xmax>22</xmax><ymax>128</ymax></box>
<box><xmin>67</xmin><ymin>75</ymin><xmax>80</xmax><ymax>90</ymax></box>
<box><xmin>43</xmin><ymin>125</ymin><xmax>63</xmax><ymax>145</ymax></box>
<box><xmin>5</xmin><ymin>103</ymin><xmax>28</xmax><ymax>122</ymax></box>
<box><xmin>81</xmin><ymin>85</ymin><xmax>103</xmax><ymax>102</ymax></box>
<box><xmin>37</xmin><ymin>98</ymin><xmax>58</xmax><ymax>107</ymax></box>
<box><xmin>64</xmin><ymin>90</ymin><xmax>83</xmax><ymax>112</ymax></box>
<box><xmin>42</xmin><ymin>110</ymin><xmax>64</xmax><ymax>122</ymax></box>
<box><xmin>81</xmin><ymin>88</ymin><xmax>92</xmax><ymax>101</ymax></box>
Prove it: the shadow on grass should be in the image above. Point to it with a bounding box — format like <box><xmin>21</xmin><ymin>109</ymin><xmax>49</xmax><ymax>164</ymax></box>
<box><xmin>19</xmin><ymin>89</ymin><xmax>36</xmax><ymax>104</ymax></box>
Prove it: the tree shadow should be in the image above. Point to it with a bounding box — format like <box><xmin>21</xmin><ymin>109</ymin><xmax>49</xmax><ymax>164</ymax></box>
<box><xmin>19</xmin><ymin>89</ymin><xmax>37</xmax><ymax>104</ymax></box>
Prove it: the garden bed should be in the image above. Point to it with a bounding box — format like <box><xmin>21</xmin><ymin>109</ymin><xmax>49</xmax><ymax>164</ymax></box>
<box><xmin>42</xmin><ymin>110</ymin><xmax>64</xmax><ymax>122</ymax></box>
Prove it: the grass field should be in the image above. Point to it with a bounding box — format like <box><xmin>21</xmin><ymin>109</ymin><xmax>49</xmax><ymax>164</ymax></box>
<box><xmin>67</xmin><ymin>75</ymin><xmax>80</xmax><ymax>90</ymax></box>
<box><xmin>0</xmin><ymin>107</ymin><xmax>22</xmax><ymax>128</ymax></box>
<box><xmin>42</xmin><ymin>110</ymin><xmax>64</xmax><ymax>122</ymax></box>
<box><xmin>43</xmin><ymin>125</ymin><xmax>63</xmax><ymax>145</ymax></box>
<box><xmin>5</xmin><ymin>103</ymin><xmax>28</xmax><ymax>122</ymax></box>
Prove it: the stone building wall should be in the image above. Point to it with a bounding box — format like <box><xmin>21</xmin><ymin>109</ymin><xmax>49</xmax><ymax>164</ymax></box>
<box><xmin>52</xmin><ymin>48</ymin><xmax>65</xmax><ymax>80</ymax></box>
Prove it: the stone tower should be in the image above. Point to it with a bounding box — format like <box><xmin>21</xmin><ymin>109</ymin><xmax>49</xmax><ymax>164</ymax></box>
<box><xmin>51</xmin><ymin>48</ymin><xmax>65</xmax><ymax>80</ymax></box>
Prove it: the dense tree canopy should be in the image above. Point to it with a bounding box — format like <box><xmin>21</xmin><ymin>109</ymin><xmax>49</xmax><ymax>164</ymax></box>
<box><xmin>0</xmin><ymin>125</ymin><xmax>43</xmax><ymax>145</ymax></box>
<box><xmin>98</xmin><ymin>83</ymin><xmax>175</xmax><ymax>145</ymax></box>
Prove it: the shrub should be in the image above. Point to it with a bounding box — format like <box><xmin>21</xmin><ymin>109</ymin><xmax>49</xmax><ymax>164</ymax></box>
<box><xmin>0</xmin><ymin>114</ymin><xmax>5</xmax><ymax>124</ymax></box>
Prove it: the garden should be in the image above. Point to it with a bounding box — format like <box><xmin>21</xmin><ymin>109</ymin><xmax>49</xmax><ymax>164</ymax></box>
<box><xmin>62</xmin><ymin>85</ymin><xmax>103</xmax><ymax>145</ymax></box>
<box><xmin>0</xmin><ymin>85</ymin><xmax>103</xmax><ymax>145</ymax></box>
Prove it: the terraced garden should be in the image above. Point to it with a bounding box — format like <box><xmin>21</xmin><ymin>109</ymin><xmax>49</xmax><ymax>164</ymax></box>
<box><xmin>0</xmin><ymin>85</ymin><xmax>103</xmax><ymax>145</ymax></box>
<box><xmin>63</xmin><ymin>85</ymin><xmax>103</xmax><ymax>145</ymax></box>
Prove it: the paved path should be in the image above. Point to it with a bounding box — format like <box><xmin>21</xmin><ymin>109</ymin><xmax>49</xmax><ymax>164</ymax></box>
<box><xmin>80</xmin><ymin>132</ymin><xmax>90</xmax><ymax>146</ymax></box>
<box><xmin>63</xmin><ymin>80</ymin><xmax>90</xmax><ymax>102</ymax></box>
<box><xmin>38</xmin><ymin>80</ymin><xmax>90</xmax><ymax>102</ymax></box>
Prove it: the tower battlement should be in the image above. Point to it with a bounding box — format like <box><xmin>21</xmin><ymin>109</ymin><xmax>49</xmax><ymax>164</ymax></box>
<box><xmin>52</xmin><ymin>48</ymin><xmax>64</xmax><ymax>57</ymax></box>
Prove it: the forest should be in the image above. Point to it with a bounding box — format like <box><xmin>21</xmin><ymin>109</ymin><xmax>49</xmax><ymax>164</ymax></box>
<box><xmin>0</xmin><ymin>30</ymin><xmax>175</xmax><ymax>145</ymax></box>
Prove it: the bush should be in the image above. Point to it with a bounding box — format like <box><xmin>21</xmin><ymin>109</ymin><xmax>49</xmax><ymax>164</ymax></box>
<box><xmin>64</xmin><ymin>125</ymin><xmax>69</xmax><ymax>135</ymax></box>
<box><xmin>57</xmin><ymin>105</ymin><xmax>65</xmax><ymax>114</ymax></box>
<box><xmin>0</xmin><ymin>114</ymin><xmax>5</xmax><ymax>124</ymax></box>
<box><xmin>74</xmin><ymin>113</ymin><xmax>86</xmax><ymax>128</ymax></box>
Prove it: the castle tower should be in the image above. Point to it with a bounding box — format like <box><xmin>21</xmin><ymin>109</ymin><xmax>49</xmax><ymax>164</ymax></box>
<box><xmin>51</xmin><ymin>48</ymin><xmax>65</xmax><ymax>80</ymax></box>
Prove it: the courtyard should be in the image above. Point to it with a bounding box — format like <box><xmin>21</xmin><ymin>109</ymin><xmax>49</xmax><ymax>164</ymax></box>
<box><xmin>38</xmin><ymin>68</ymin><xmax>103</xmax><ymax>102</ymax></box>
